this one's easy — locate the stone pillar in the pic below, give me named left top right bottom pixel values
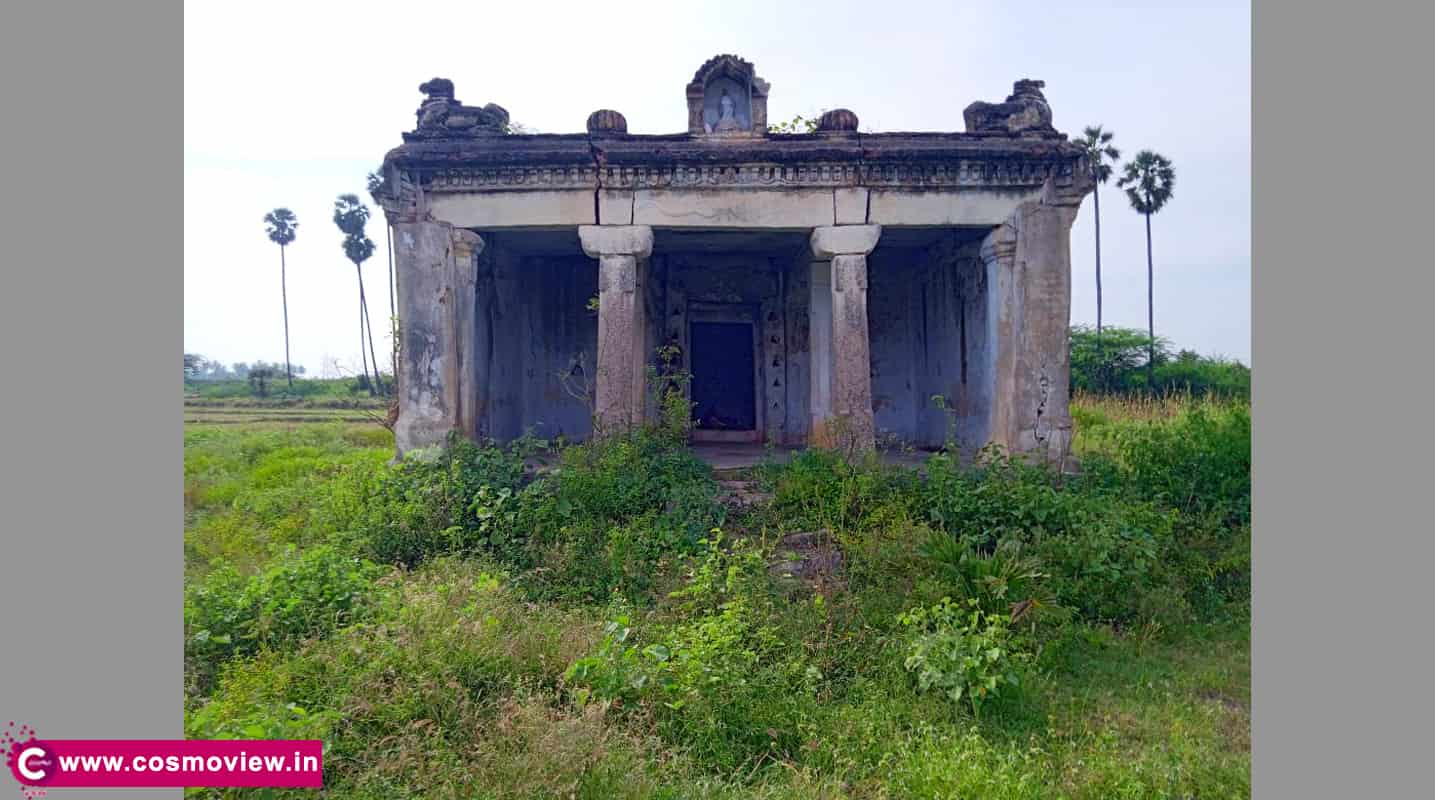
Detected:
left=450, top=231, right=483, bottom=438
left=391, top=220, right=483, bottom=456
left=809, top=225, right=881, bottom=452
left=579, top=225, right=654, bottom=435
left=981, top=177, right=1085, bottom=466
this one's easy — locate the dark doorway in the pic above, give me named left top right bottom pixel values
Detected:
left=690, top=321, right=756, bottom=431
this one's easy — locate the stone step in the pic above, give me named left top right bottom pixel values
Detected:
left=776, top=530, right=826, bottom=551
left=768, top=529, right=844, bottom=586
left=716, top=478, right=773, bottom=508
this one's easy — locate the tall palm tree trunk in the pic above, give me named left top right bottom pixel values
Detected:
left=359, top=269, right=384, bottom=395
left=356, top=269, right=375, bottom=396
left=280, top=245, right=293, bottom=391
left=1145, top=211, right=1155, bottom=394
left=1093, top=186, right=1104, bottom=391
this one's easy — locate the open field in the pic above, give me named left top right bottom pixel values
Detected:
left=183, top=394, right=1250, bottom=798
left=183, top=385, right=391, bottom=425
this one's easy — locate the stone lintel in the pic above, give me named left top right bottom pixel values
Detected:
left=810, top=225, right=881, bottom=259
left=833, top=187, right=868, bottom=225
left=578, top=225, right=654, bottom=259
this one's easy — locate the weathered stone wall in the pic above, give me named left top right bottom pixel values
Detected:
left=391, top=220, right=479, bottom=456
left=781, top=257, right=812, bottom=445
left=867, top=250, right=922, bottom=444
left=868, top=241, right=994, bottom=454
left=957, top=249, right=996, bottom=451
left=474, top=241, right=598, bottom=443
left=981, top=177, right=1085, bottom=464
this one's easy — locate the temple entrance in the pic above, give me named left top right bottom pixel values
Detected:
left=689, top=318, right=760, bottom=442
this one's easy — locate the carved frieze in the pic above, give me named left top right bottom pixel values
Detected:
left=417, top=159, right=1077, bottom=193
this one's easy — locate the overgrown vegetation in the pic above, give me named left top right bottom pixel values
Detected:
left=184, top=390, right=1250, bottom=798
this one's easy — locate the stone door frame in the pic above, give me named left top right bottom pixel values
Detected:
left=686, top=301, right=764, bottom=443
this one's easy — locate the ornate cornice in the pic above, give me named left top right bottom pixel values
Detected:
left=388, top=131, right=1086, bottom=201
left=417, top=157, right=1081, bottom=193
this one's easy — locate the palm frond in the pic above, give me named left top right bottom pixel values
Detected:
left=1117, top=150, right=1176, bottom=215
left=263, top=207, right=298, bottom=246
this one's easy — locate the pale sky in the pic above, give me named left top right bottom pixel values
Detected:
left=184, top=0, right=1251, bottom=376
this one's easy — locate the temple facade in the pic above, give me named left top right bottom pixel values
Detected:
left=372, top=55, right=1093, bottom=462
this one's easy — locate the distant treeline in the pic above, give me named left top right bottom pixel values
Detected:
left=1070, top=325, right=1249, bottom=399
left=186, top=376, right=389, bottom=401
left=185, top=357, right=304, bottom=382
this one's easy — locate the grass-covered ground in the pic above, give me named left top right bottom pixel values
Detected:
left=183, top=394, right=1250, bottom=798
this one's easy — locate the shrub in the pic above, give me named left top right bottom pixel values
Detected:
left=1115, top=402, right=1251, bottom=525
left=563, top=535, right=822, bottom=773
left=185, top=545, right=386, bottom=688
left=766, top=448, right=917, bottom=534
left=324, top=435, right=533, bottom=567
left=518, top=429, right=724, bottom=603
left=897, top=597, right=1029, bottom=719
left=188, top=558, right=607, bottom=795
left=917, top=535, right=1065, bottom=628
left=919, top=450, right=1185, bottom=624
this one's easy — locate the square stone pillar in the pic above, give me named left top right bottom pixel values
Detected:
left=391, top=220, right=483, bottom=455
left=980, top=178, right=1085, bottom=466
left=810, top=225, right=881, bottom=452
left=579, top=225, right=654, bottom=435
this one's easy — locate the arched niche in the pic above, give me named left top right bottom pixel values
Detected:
left=686, top=54, right=769, bottom=136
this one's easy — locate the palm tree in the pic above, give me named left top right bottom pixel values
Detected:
left=333, top=194, right=382, bottom=396
left=1116, top=150, right=1176, bottom=393
left=262, top=208, right=299, bottom=391
left=1079, top=126, right=1120, bottom=389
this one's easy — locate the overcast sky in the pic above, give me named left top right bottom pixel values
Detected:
left=184, top=0, right=1250, bottom=376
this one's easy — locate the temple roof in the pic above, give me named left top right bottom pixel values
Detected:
left=378, top=59, right=1087, bottom=197
left=385, top=130, right=1082, bottom=170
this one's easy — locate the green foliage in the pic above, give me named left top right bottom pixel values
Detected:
left=764, top=447, right=917, bottom=534
left=1080, top=125, right=1121, bottom=184
left=1069, top=324, right=1168, bottom=394
left=1113, top=401, right=1252, bottom=525
left=564, top=535, right=822, bottom=773
left=563, top=615, right=666, bottom=707
left=185, top=545, right=385, bottom=688
left=1071, top=325, right=1250, bottom=399
left=898, top=597, right=1029, bottom=718
left=1117, top=150, right=1176, bottom=216
left=246, top=366, right=277, bottom=397
left=918, top=535, right=1063, bottom=626
left=516, top=428, right=724, bottom=602
left=767, top=113, right=821, bottom=133
left=186, top=376, right=373, bottom=401
left=183, top=387, right=1251, bottom=796
left=325, top=434, right=533, bottom=567
left=262, top=207, right=298, bottom=247
left=331, top=193, right=371, bottom=238
left=1155, top=349, right=1251, bottom=399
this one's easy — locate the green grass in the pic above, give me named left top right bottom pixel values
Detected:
left=183, top=398, right=1250, bottom=798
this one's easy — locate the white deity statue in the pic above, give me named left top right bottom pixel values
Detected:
left=714, top=88, right=741, bottom=132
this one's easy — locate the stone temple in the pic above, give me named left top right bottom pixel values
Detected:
left=371, top=55, right=1093, bottom=463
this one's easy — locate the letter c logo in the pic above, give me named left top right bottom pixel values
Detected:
left=17, top=746, right=48, bottom=781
